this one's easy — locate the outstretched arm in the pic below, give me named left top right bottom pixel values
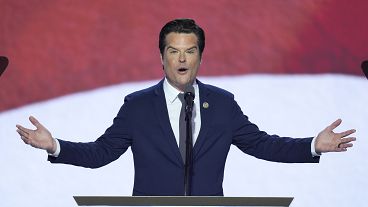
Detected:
left=315, top=119, right=356, bottom=154
left=16, top=116, right=56, bottom=154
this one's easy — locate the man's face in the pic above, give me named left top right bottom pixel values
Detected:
left=161, top=32, right=201, bottom=92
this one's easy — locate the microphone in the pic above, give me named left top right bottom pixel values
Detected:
left=0, top=56, right=9, bottom=77
left=362, top=60, right=368, bottom=79
left=184, top=85, right=195, bottom=114
left=183, top=84, right=195, bottom=196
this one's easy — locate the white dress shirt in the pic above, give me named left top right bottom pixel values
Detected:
left=163, top=78, right=201, bottom=146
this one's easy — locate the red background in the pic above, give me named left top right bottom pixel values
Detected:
left=1, top=0, right=367, bottom=112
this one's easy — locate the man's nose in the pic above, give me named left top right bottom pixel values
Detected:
left=179, top=52, right=186, bottom=63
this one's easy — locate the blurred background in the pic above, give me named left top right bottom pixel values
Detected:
left=1, top=0, right=367, bottom=206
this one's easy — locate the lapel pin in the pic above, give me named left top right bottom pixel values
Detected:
left=202, top=102, right=209, bottom=109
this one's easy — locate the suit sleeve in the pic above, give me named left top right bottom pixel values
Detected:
left=48, top=96, right=133, bottom=168
left=230, top=99, right=319, bottom=163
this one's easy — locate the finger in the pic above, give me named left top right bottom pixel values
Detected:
left=17, top=130, right=25, bottom=138
left=338, top=143, right=353, bottom=149
left=340, top=137, right=356, bottom=144
left=16, top=129, right=29, bottom=138
left=327, top=119, right=342, bottom=131
left=20, top=135, right=30, bottom=144
left=29, top=116, right=44, bottom=129
left=336, top=147, right=347, bottom=152
left=15, top=124, right=31, bottom=135
left=339, top=129, right=356, bottom=138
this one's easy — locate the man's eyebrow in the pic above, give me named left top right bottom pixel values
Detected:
left=166, top=46, right=198, bottom=51
left=166, top=46, right=178, bottom=51
left=186, top=46, right=198, bottom=51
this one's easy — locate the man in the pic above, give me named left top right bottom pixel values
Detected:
left=16, top=19, right=356, bottom=196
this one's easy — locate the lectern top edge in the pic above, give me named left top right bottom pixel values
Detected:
left=73, top=196, right=294, bottom=206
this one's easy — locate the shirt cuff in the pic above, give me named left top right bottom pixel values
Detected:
left=311, top=136, right=321, bottom=157
left=47, top=138, right=60, bottom=157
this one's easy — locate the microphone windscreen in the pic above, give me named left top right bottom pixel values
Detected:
left=185, top=84, right=195, bottom=95
left=0, top=56, right=9, bottom=77
left=361, top=60, right=368, bottom=79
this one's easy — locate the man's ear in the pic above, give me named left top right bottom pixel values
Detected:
left=160, top=54, right=165, bottom=70
left=160, top=54, right=164, bottom=65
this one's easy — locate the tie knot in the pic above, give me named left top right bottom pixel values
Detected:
left=178, top=93, right=185, bottom=104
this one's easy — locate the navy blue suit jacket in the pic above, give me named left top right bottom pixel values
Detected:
left=48, top=79, right=319, bottom=195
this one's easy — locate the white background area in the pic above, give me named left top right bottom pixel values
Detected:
left=1, top=74, right=367, bottom=207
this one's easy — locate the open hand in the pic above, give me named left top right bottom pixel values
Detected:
left=315, top=119, right=356, bottom=153
left=16, top=116, right=56, bottom=153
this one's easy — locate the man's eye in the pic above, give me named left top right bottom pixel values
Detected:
left=169, top=50, right=178, bottom=54
left=186, top=50, right=196, bottom=54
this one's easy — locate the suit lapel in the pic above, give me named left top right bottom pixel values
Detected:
left=193, top=81, right=214, bottom=160
left=153, top=80, right=184, bottom=166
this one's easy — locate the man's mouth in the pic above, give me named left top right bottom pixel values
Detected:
left=178, top=67, right=189, bottom=72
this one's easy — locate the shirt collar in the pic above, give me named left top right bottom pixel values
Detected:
left=163, top=78, right=198, bottom=103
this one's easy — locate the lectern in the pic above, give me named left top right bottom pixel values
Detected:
left=74, top=196, right=293, bottom=206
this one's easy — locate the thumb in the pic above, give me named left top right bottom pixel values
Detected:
left=327, top=118, right=342, bottom=131
left=29, top=116, right=45, bottom=130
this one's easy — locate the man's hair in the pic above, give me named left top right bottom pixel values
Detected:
left=159, top=18, right=205, bottom=57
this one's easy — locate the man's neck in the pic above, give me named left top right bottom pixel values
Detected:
left=165, top=78, right=196, bottom=92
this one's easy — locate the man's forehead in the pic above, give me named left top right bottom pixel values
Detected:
left=165, top=32, right=198, bottom=48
